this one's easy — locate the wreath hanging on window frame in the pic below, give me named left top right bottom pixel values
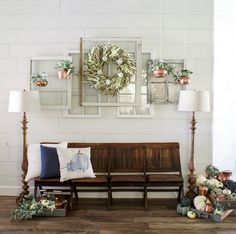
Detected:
left=84, top=44, right=136, bottom=96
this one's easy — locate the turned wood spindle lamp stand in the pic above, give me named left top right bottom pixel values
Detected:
left=178, top=90, right=210, bottom=201
left=8, top=90, right=41, bottom=204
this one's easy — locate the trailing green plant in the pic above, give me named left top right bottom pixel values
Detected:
left=152, top=59, right=175, bottom=75
left=10, top=194, right=55, bottom=221
left=30, top=72, right=48, bottom=82
left=173, top=69, right=193, bottom=81
left=55, top=60, right=75, bottom=74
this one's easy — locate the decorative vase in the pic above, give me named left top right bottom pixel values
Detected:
left=216, top=194, right=225, bottom=202
left=153, top=69, right=168, bottom=78
left=198, top=186, right=208, bottom=196
left=57, top=69, right=71, bottom=79
left=204, top=201, right=214, bottom=213
left=218, top=170, right=232, bottom=182
left=179, top=76, right=190, bottom=85
left=35, top=79, right=48, bottom=87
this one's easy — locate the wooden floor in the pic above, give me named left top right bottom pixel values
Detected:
left=0, top=196, right=236, bottom=234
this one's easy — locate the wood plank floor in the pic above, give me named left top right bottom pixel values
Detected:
left=0, top=196, right=236, bottom=234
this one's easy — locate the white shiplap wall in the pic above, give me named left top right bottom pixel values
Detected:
left=0, top=0, right=213, bottom=197
left=213, top=0, right=236, bottom=180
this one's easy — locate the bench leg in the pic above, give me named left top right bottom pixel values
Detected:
left=34, top=183, right=38, bottom=198
left=178, top=186, right=183, bottom=202
left=68, top=186, right=73, bottom=210
left=108, top=184, right=112, bottom=210
left=144, top=185, right=148, bottom=210
left=73, top=186, right=78, bottom=201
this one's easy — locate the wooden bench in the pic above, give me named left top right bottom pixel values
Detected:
left=34, top=142, right=183, bottom=209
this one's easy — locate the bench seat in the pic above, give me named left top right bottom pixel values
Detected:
left=72, top=175, right=108, bottom=184
left=147, top=174, right=183, bottom=184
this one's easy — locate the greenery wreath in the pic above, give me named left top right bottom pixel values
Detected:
left=84, top=43, right=136, bottom=96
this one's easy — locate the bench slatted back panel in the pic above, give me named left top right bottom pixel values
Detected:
left=68, top=143, right=109, bottom=173
left=40, top=142, right=181, bottom=174
left=145, top=142, right=181, bottom=173
left=110, top=146, right=145, bottom=173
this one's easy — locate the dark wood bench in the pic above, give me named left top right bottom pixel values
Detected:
left=34, top=142, right=183, bottom=210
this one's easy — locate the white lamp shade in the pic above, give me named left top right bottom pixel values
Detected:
left=8, top=90, right=41, bottom=113
left=178, top=90, right=210, bottom=112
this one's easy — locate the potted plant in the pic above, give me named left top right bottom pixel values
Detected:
left=31, top=72, right=48, bottom=87
left=174, top=69, right=193, bottom=85
left=55, top=60, right=75, bottom=79
left=152, top=59, right=175, bottom=78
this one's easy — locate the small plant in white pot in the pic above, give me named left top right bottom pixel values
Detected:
left=152, top=59, right=175, bottom=78
left=174, top=69, right=193, bottom=85
left=55, top=60, right=75, bottom=79
left=31, top=72, right=48, bottom=87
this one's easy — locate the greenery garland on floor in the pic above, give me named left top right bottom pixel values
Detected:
left=84, top=43, right=136, bottom=96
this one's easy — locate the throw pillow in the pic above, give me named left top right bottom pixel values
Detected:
left=25, top=142, right=67, bottom=182
left=56, top=147, right=95, bottom=182
left=40, top=145, right=60, bottom=179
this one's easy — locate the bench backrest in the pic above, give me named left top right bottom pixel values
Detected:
left=68, top=143, right=110, bottom=173
left=41, top=142, right=181, bottom=175
left=145, top=142, right=181, bottom=174
left=109, top=144, right=145, bottom=173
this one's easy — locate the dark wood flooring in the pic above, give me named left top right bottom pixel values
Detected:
left=0, top=196, right=236, bottom=234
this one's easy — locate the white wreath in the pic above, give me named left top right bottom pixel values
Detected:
left=84, top=44, right=136, bottom=96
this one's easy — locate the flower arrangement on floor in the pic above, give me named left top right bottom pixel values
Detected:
left=10, top=194, right=56, bottom=220
left=177, top=165, right=236, bottom=222
left=84, top=43, right=136, bottom=96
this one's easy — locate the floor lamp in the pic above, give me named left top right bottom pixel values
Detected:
left=8, top=90, right=41, bottom=204
left=178, top=90, right=210, bottom=200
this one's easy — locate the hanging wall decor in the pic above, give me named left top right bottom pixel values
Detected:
left=152, top=59, right=175, bottom=78
left=147, top=59, right=184, bottom=104
left=55, top=60, right=75, bottom=79
left=174, top=69, right=193, bottom=85
left=84, top=43, right=136, bottom=96
left=30, top=56, right=72, bottom=110
left=31, top=72, right=48, bottom=87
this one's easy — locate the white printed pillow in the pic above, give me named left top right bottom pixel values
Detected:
left=25, top=142, right=68, bottom=182
left=56, top=147, right=95, bottom=182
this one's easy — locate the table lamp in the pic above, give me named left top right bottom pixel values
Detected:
left=178, top=90, right=210, bottom=200
left=8, top=90, right=41, bottom=204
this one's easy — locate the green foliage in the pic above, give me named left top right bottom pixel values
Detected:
left=205, top=165, right=220, bottom=178
left=152, top=60, right=175, bottom=75
left=214, top=203, right=224, bottom=215
left=10, top=194, right=55, bottom=221
left=55, top=60, right=75, bottom=73
left=173, top=69, right=193, bottom=81
left=31, top=72, right=48, bottom=82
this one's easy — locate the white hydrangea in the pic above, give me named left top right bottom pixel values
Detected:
left=116, top=59, right=123, bottom=65
left=97, top=69, right=103, bottom=75
left=41, top=199, right=50, bottom=208
left=102, top=56, right=107, bottom=62
left=118, top=72, right=124, bottom=78
left=106, top=79, right=111, bottom=85
left=196, top=175, right=207, bottom=186
left=30, top=202, right=37, bottom=210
